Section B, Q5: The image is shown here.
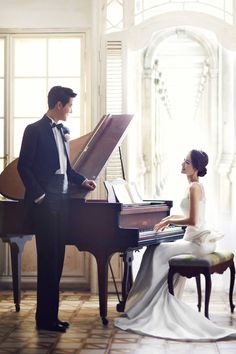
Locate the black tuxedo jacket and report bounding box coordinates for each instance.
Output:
[17,115,85,203]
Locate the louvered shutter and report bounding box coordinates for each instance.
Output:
[105,40,125,180]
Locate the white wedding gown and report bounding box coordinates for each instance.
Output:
[115,182,236,340]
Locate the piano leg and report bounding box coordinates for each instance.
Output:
[3,235,32,312]
[94,252,110,325]
[117,251,134,312]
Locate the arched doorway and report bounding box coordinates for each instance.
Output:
[139,28,218,209]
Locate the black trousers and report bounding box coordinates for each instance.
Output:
[33,175,68,325]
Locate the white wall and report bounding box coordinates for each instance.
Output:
[0,0,92,28]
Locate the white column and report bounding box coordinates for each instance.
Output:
[228,56,236,255]
[216,48,234,217]
[141,68,157,198]
[216,48,235,292]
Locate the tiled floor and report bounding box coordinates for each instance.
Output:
[0,289,236,353]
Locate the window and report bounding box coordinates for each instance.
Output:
[135,0,233,25]
[0,33,86,173]
[106,0,124,33]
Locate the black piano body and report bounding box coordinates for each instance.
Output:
[0,197,184,323]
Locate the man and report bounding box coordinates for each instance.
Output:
[17,86,96,332]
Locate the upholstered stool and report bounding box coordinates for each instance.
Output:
[168,251,235,318]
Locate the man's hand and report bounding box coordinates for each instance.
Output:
[82,179,96,191]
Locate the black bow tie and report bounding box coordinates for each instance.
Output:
[52,122,63,130]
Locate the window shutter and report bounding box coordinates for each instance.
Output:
[105,40,125,181]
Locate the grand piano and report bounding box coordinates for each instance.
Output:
[0,114,184,324]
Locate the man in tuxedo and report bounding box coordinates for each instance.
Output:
[17,86,96,332]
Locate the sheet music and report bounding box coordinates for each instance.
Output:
[112,183,133,204]
[127,183,143,203]
[111,179,145,204]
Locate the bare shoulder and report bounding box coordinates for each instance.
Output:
[189,182,202,197]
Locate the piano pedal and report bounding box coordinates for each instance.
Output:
[116,301,125,312]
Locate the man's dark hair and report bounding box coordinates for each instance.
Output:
[48,86,77,109]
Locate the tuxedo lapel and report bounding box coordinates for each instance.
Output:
[41,115,60,164]
[59,128,70,158]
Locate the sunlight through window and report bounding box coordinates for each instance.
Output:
[13,35,83,157]
[152,32,209,204]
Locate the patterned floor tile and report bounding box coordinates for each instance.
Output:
[0,290,235,353]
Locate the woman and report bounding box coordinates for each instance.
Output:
[115,150,236,340]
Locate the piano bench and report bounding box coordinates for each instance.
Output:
[168,251,235,318]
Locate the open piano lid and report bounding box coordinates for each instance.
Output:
[0,114,134,200]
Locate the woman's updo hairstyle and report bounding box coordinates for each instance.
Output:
[190,150,209,177]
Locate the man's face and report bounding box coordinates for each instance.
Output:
[58,97,73,121]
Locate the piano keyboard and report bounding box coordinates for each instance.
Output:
[138,226,185,246]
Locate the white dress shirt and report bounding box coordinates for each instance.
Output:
[49,117,68,193]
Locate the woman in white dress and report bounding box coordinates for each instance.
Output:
[115,150,236,340]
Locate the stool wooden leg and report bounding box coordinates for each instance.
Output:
[195,275,201,312]
[204,271,211,319]
[168,268,175,295]
[229,262,235,313]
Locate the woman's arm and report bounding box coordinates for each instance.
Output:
[153,183,202,232]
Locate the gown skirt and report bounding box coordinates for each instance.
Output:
[114,239,236,340]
